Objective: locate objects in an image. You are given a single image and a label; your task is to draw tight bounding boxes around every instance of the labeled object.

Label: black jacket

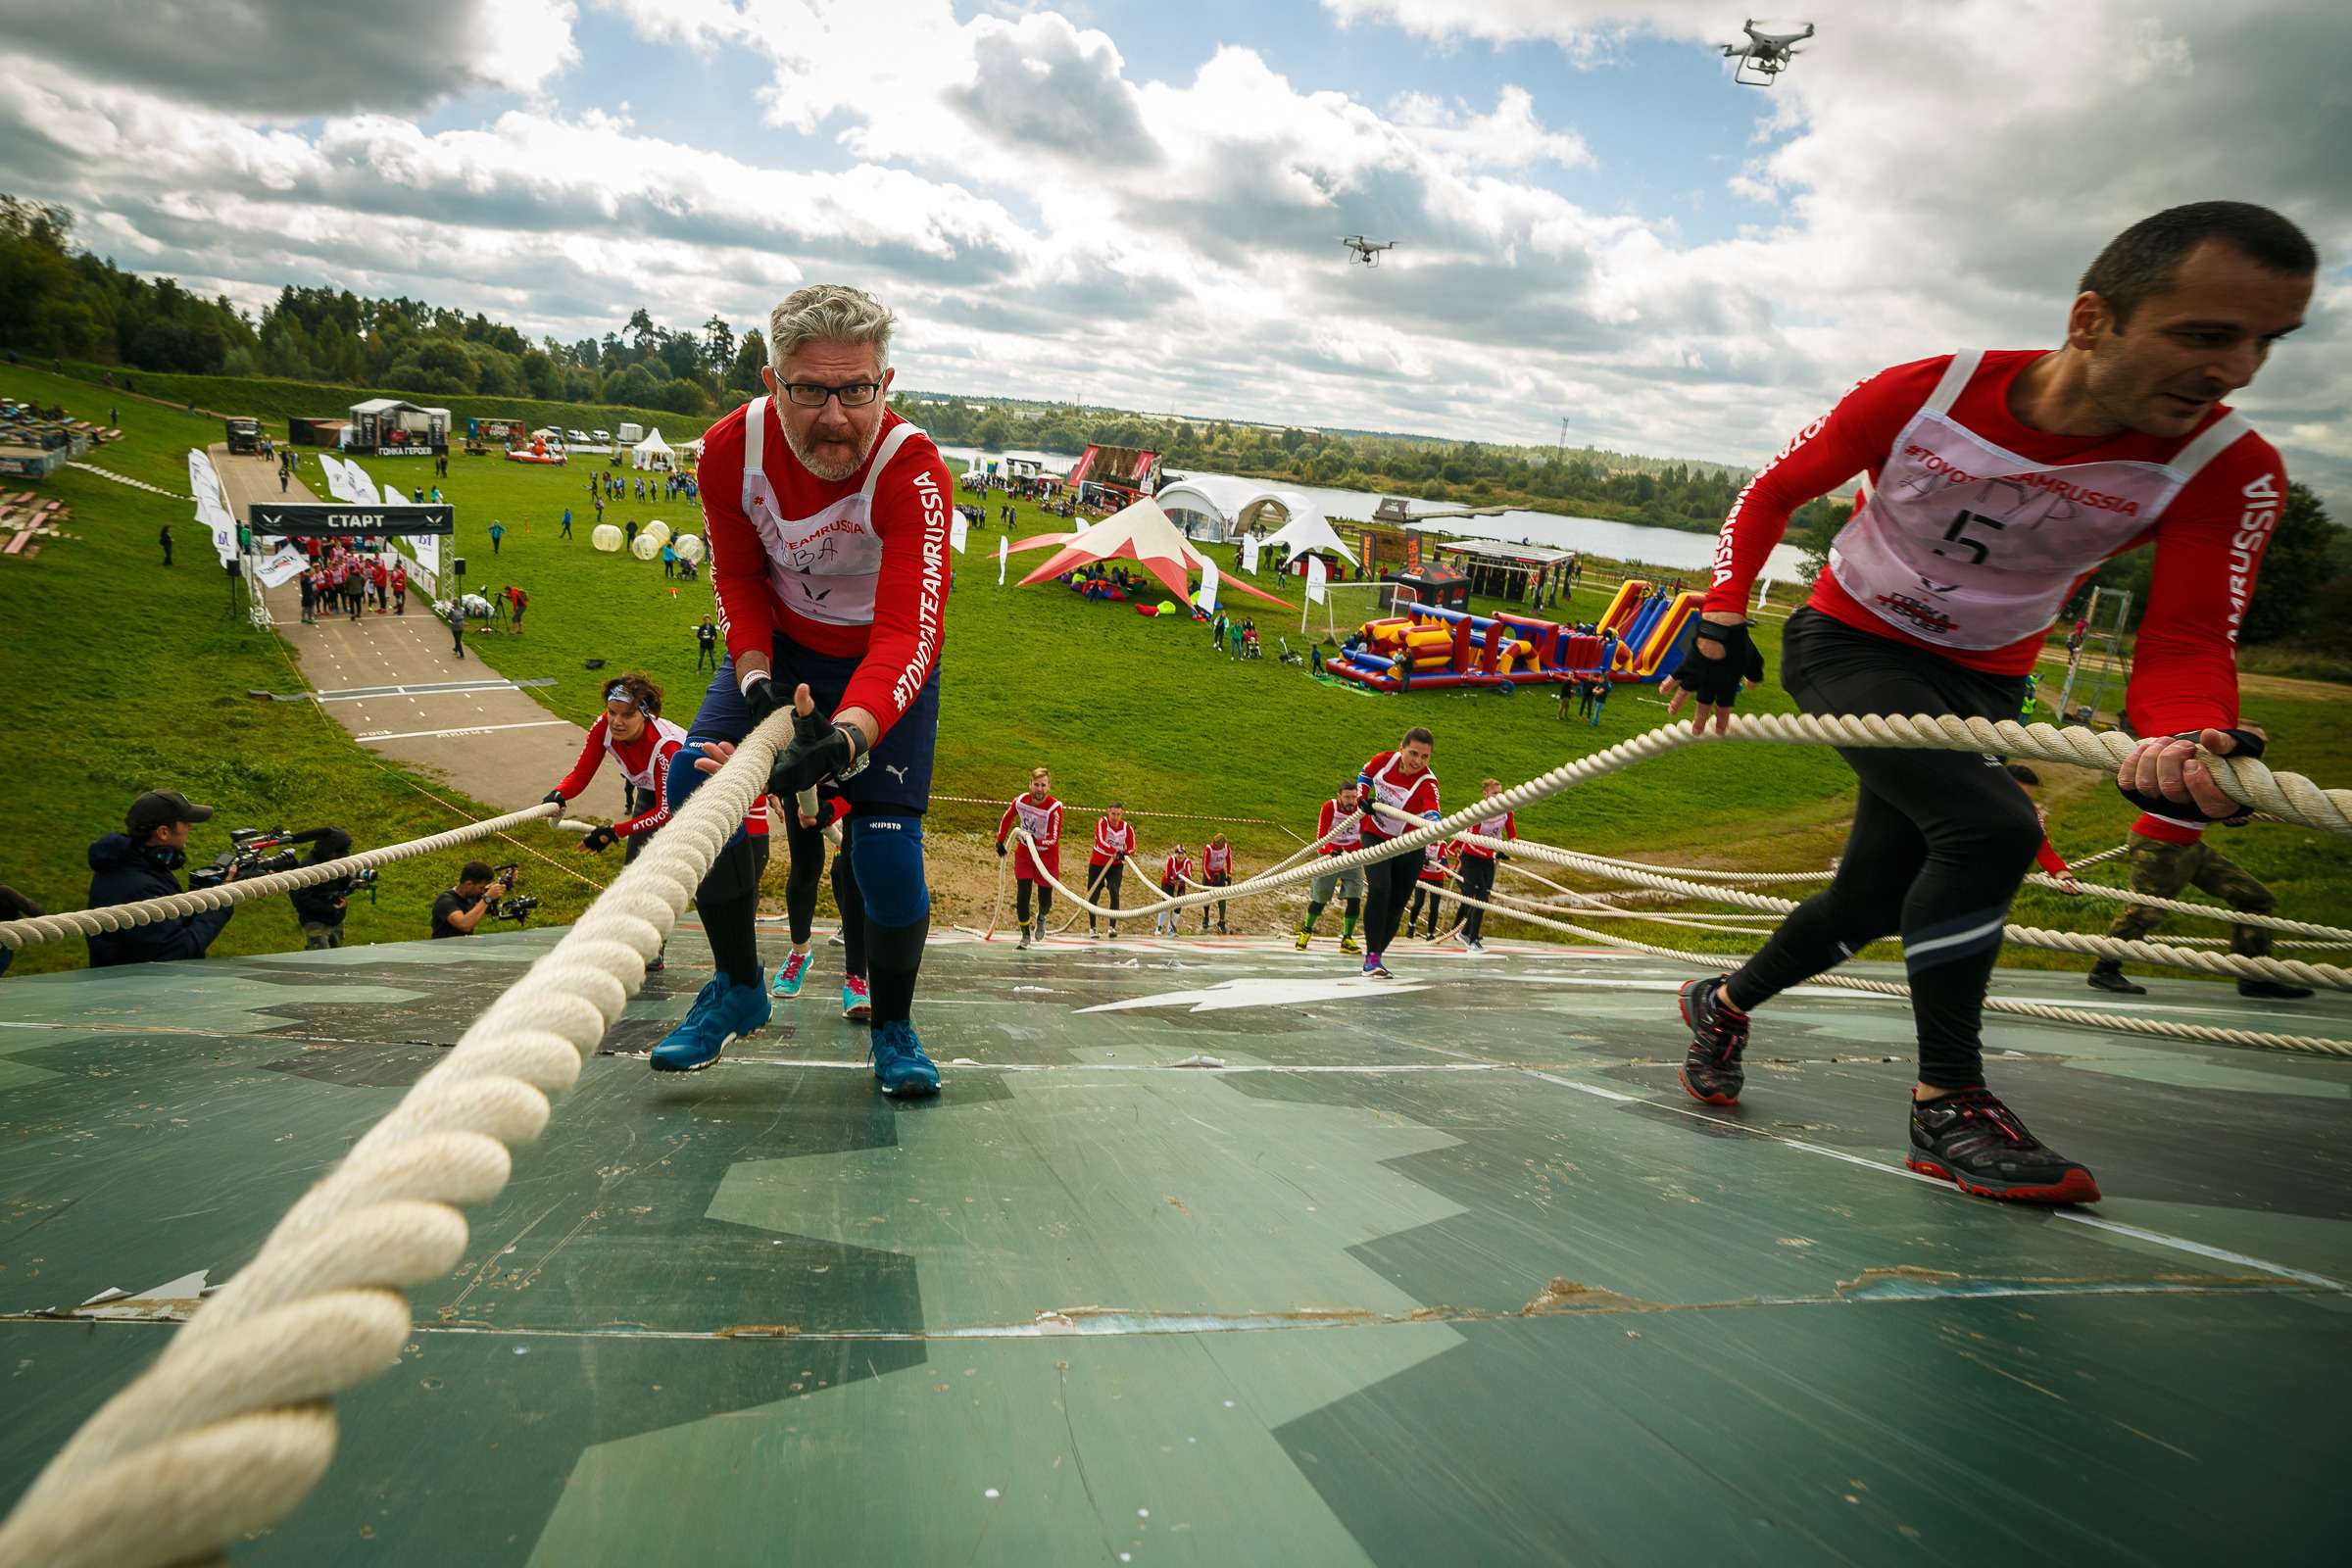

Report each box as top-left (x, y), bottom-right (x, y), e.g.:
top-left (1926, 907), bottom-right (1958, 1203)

top-left (287, 828), bottom-right (354, 926)
top-left (84, 833), bottom-right (233, 967)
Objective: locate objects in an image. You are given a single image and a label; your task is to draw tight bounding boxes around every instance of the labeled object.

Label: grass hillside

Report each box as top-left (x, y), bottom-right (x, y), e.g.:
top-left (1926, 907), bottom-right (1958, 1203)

top-left (5, 361), bottom-right (2347, 983)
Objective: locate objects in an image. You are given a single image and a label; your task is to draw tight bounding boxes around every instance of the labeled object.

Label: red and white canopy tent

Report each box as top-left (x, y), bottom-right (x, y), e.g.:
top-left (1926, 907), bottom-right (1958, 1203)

top-left (1008, 498), bottom-right (1293, 609)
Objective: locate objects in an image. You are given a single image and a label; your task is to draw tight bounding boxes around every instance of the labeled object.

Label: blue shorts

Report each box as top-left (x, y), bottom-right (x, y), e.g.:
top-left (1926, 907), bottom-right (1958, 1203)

top-left (688, 637), bottom-right (942, 815)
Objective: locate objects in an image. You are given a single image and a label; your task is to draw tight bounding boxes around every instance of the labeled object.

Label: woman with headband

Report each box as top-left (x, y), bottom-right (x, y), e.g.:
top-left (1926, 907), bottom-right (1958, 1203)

top-left (543, 673), bottom-right (689, 967)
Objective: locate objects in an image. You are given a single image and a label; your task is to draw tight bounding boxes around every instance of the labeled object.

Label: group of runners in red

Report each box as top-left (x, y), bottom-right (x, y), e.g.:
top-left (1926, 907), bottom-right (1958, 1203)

top-left (546, 200), bottom-right (2314, 1205)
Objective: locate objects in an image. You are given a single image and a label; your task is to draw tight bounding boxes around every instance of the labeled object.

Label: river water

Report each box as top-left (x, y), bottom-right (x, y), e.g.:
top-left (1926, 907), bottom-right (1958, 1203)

top-left (934, 443), bottom-right (1805, 581)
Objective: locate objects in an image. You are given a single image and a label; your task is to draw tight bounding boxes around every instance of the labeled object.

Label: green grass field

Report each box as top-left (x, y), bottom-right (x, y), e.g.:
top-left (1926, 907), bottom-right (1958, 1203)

top-left (5, 362), bottom-right (2346, 982)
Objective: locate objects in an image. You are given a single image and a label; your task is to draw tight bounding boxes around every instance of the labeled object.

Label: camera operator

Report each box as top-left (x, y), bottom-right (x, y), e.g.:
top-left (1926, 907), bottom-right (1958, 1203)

top-left (432, 859), bottom-right (512, 938)
top-left (0, 885), bottom-right (46, 978)
top-left (287, 828), bottom-right (357, 950)
top-left (85, 791), bottom-right (238, 968)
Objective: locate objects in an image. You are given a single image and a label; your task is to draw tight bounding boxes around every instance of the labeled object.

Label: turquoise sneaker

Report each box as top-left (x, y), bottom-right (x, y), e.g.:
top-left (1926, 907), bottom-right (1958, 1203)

top-left (770, 949), bottom-right (811, 999)
top-left (650, 974), bottom-right (770, 1072)
top-left (868, 1019), bottom-right (940, 1097)
top-left (841, 974), bottom-right (871, 1022)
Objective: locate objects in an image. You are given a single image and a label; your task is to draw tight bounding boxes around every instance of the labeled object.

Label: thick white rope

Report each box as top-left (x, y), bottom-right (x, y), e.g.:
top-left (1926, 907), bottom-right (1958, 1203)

top-left (0, 715), bottom-right (794, 1568)
top-left (2020, 872), bottom-right (2352, 940)
top-left (1443, 878), bottom-right (2352, 1060)
top-left (0, 804), bottom-right (563, 952)
top-left (1469, 826), bottom-right (2348, 993)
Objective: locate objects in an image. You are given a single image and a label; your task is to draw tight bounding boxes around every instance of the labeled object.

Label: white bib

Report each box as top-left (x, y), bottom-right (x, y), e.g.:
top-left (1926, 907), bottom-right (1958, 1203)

top-left (611, 715), bottom-right (688, 793)
top-left (1325, 803), bottom-right (1364, 850)
top-left (740, 395), bottom-right (920, 629)
top-left (1828, 351), bottom-right (2246, 649)
top-left (1013, 795), bottom-right (1057, 840)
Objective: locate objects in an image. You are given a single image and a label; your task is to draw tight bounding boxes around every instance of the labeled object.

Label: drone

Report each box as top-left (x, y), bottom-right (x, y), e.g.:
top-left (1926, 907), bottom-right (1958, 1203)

top-left (1341, 235), bottom-right (1397, 267)
top-left (1721, 19), bottom-right (1814, 85)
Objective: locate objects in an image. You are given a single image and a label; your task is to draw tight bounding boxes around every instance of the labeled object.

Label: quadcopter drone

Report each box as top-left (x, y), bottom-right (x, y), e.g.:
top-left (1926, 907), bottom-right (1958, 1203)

top-left (1721, 19), bottom-right (1814, 85)
top-left (1341, 235), bottom-right (1397, 267)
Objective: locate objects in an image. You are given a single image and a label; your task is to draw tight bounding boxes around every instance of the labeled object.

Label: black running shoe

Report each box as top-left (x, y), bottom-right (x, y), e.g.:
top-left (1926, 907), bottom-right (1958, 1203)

top-left (1677, 975), bottom-right (1748, 1105)
top-left (2238, 978), bottom-right (2314, 1001)
top-left (1907, 1088), bottom-right (2101, 1204)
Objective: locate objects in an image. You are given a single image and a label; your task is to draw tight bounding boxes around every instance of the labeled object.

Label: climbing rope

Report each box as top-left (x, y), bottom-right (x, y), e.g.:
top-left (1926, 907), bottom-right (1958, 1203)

top-left (0, 710), bottom-right (796, 1568)
top-left (2018, 872), bottom-right (2352, 940)
top-left (1435, 877), bottom-right (2352, 1060)
top-left (0, 803), bottom-right (563, 952)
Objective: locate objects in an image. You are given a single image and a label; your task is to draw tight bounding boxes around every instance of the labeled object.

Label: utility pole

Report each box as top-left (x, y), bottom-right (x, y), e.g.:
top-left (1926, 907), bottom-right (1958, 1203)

top-left (1556, 416), bottom-right (1570, 461)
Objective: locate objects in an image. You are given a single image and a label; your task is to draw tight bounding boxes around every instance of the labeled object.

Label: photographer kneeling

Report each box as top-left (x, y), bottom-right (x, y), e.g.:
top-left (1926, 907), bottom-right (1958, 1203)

top-left (432, 861), bottom-right (518, 939)
top-left (85, 791), bottom-right (238, 968)
top-left (288, 828), bottom-right (361, 950)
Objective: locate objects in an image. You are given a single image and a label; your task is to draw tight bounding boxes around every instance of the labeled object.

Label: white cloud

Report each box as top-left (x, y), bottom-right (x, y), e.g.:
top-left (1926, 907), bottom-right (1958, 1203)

top-left (0, 0), bottom-right (2343, 507)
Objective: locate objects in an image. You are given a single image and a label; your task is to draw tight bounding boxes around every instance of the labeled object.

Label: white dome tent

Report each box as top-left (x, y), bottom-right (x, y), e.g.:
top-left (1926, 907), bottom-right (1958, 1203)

top-left (1156, 475), bottom-right (1358, 572)
top-left (631, 427), bottom-right (675, 470)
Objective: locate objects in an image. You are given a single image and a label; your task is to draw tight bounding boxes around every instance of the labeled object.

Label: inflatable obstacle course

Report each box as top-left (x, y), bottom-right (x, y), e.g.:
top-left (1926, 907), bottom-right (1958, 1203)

top-left (1321, 579), bottom-right (1707, 693)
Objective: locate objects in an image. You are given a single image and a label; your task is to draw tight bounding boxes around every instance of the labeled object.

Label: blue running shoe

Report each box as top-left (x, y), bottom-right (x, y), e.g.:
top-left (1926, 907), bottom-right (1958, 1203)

top-left (651, 973), bottom-right (771, 1073)
top-left (841, 974), bottom-right (872, 1022)
top-left (770, 949), bottom-right (811, 999)
top-left (868, 1019), bottom-right (940, 1097)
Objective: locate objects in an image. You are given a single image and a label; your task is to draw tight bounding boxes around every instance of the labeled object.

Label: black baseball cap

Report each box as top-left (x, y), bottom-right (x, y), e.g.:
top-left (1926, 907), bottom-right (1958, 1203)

top-left (125, 790), bottom-right (215, 836)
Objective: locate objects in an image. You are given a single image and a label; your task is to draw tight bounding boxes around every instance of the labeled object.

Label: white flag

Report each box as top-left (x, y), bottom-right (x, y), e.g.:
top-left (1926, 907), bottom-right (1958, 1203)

top-left (1306, 555), bottom-right (1328, 605)
top-left (1241, 533), bottom-right (1260, 574)
top-left (998, 533), bottom-right (1009, 585)
top-left (1197, 557), bottom-right (1220, 614)
top-left (256, 545), bottom-right (310, 588)
top-left (950, 509), bottom-right (968, 556)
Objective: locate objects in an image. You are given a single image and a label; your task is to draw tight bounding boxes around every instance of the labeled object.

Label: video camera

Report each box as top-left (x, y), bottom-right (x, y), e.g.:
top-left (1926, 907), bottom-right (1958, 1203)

top-left (347, 866), bottom-right (380, 905)
top-left (490, 894), bottom-right (540, 924)
top-left (189, 827), bottom-right (306, 889)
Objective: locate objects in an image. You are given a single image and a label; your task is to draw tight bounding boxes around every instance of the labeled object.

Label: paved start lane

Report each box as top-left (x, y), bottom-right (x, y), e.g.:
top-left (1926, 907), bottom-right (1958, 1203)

top-left (213, 444), bottom-right (617, 817)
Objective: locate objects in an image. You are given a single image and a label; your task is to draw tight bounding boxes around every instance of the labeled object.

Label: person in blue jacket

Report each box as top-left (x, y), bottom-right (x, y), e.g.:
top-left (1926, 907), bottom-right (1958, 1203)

top-left (84, 791), bottom-right (240, 967)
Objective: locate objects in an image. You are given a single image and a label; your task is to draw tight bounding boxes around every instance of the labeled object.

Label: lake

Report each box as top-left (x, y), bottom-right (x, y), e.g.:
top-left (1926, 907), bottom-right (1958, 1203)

top-left (933, 444), bottom-right (1806, 583)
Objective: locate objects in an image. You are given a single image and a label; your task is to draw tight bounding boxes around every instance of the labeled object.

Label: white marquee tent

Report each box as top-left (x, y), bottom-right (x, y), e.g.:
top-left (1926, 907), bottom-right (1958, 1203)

top-left (632, 427), bottom-right (675, 470)
top-left (1156, 474), bottom-right (1357, 568)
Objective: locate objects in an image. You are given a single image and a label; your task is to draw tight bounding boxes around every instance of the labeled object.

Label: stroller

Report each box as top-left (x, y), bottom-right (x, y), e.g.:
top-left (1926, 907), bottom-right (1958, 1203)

top-left (1277, 636), bottom-right (1306, 666)
top-left (1240, 624), bottom-right (1262, 660)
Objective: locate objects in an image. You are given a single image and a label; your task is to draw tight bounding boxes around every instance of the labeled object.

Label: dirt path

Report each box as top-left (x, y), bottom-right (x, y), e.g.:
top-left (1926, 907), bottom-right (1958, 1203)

top-left (213, 445), bottom-right (621, 818)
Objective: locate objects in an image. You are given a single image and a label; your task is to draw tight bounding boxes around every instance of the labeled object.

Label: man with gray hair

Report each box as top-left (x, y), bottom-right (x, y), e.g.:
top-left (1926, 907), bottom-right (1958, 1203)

top-left (653, 283), bottom-right (955, 1096)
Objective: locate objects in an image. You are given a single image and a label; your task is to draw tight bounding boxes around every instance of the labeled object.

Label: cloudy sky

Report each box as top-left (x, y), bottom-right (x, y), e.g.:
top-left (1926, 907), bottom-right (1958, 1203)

top-left (3, 0), bottom-right (2346, 496)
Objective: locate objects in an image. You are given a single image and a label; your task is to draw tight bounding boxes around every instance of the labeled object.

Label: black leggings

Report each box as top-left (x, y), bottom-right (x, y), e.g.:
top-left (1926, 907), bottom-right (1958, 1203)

top-left (1457, 855), bottom-right (1497, 942)
top-left (1202, 872), bottom-right (1229, 930)
top-left (1015, 877), bottom-right (1054, 928)
top-left (1360, 844), bottom-right (1424, 957)
top-left (831, 844), bottom-right (866, 979)
top-left (1406, 881), bottom-right (1445, 938)
top-left (1088, 861), bottom-right (1124, 930)
top-left (1726, 610), bottom-right (2040, 1090)
top-left (782, 806), bottom-right (827, 945)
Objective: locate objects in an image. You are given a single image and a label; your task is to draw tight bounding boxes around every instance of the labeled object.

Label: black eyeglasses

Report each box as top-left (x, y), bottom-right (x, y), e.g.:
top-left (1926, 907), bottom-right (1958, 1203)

top-left (778, 380), bottom-right (882, 409)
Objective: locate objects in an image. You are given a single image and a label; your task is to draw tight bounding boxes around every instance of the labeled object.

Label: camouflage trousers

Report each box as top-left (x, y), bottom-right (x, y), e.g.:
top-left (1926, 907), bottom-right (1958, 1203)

top-left (2105, 837), bottom-right (2278, 957)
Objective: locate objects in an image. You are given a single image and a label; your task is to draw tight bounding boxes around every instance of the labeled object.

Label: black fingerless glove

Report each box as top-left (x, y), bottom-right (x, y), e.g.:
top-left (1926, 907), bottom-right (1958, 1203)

top-left (767, 702), bottom-right (865, 796)
top-left (2117, 731), bottom-right (2264, 823)
top-left (1675, 617), bottom-right (1756, 708)
top-left (580, 824), bottom-right (618, 854)
top-left (541, 790), bottom-right (567, 808)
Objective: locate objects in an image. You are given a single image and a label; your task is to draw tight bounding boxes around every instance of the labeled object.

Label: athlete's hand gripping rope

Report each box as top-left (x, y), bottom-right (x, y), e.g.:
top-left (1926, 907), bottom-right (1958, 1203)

top-left (2119, 726), bottom-right (2268, 821)
top-left (1661, 614), bottom-right (1762, 734)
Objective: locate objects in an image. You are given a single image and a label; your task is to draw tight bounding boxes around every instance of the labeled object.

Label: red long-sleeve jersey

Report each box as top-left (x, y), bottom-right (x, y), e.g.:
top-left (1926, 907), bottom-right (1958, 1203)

top-left (1358, 752), bottom-right (1440, 841)
top-left (1459, 808), bottom-right (1515, 859)
top-left (997, 793), bottom-right (1063, 881)
top-left (1090, 817), bottom-right (1137, 866)
top-left (2034, 839), bottom-right (2072, 876)
top-left (1704, 351), bottom-right (2281, 735)
top-left (699, 399), bottom-right (954, 740)
top-left (1161, 849), bottom-right (1194, 889)
top-left (552, 714), bottom-right (688, 839)
top-left (1317, 797), bottom-right (1365, 854)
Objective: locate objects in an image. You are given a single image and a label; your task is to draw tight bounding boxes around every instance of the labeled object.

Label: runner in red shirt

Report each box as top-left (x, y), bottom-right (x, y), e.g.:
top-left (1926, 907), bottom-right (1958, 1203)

top-left (995, 766), bottom-right (1063, 949)
top-left (652, 283), bottom-right (954, 1093)
top-left (1088, 803), bottom-right (1137, 938)
top-left (1455, 778), bottom-right (1516, 955)
top-left (1200, 833), bottom-right (1234, 934)
top-left (1662, 202), bottom-right (2317, 1204)
top-left (1295, 782), bottom-right (1366, 954)
top-left (1356, 727), bottom-right (1440, 978)
top-left (1154, 844), bottom-right (1194, 937)
top-left (541, 673), bottom-right (689, 968)
top-left (389, 561), bottom-right (409, 615)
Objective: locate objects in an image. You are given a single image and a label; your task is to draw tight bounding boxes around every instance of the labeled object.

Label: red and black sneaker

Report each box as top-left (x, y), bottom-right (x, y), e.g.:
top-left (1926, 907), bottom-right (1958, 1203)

top-left (1677, 975), bottom-right (1749, 1105)
top-left (1907, 1088), bottom-right (2101, 1204)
